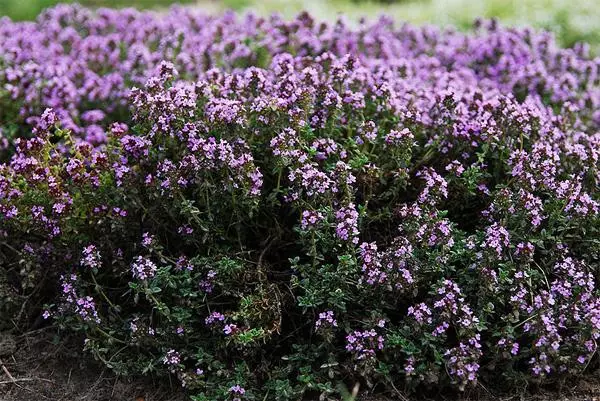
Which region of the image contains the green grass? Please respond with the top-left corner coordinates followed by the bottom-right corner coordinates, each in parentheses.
top-left (0, 0), bottom-right (195, 20)
top-left (1, 0), bottom-right (599, 53)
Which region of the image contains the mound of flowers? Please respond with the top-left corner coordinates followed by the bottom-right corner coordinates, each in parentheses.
top-left (1, 5), bottom-right (600, 400)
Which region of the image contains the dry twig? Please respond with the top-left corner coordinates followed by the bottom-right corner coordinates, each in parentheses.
top-left (0, 376), bottom-right (54, 385)
top-left (0, 357), bottom-right (16, 382)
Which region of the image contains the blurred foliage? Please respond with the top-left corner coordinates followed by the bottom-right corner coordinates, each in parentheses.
top-left (0, 0), bottom-right (195, 20)
top-left (238, 0), bottom-right (600, 53)
top-left (0, 0), bottom-right (599, 53)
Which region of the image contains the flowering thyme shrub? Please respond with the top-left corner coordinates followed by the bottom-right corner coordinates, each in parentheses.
top-left (1, 5), bottom-right (600, 400)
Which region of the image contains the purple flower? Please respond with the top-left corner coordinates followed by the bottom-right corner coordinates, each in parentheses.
top-left (301, 210), bottom-right (325, 230)
top-left (131, 256), bottom-right (158, 280)
top-left (205, 312), bottom-right (225, 326)
top-left (346, 328), bottom-right (385, 360)
top-left (315, 310), bottom-right (338, 330)
top-left (141, 232), bottom-right (155, 248)
top-left (335, 203), bottom-right (359, 244)
top-left (224, 324), bottom-right (238, 335)
top-left (163, 349), bottom-right (181, 366)
top-left (80, 244), bottom-right (101, 269)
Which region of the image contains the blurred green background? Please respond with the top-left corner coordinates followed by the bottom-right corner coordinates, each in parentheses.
top-left (0, 0), bottom-right (598, 53)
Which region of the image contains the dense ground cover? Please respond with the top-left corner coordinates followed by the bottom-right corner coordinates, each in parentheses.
top-left (1, 5), bottom-right (600, 400)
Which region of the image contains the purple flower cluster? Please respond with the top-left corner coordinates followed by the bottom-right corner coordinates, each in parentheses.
top-left (300, 210), bottom-right (325, 230)
top-left (335, 203), bottom-right (360, 244)
top-left (58, 274), bottom-right (100, 324)
top-left (80, 244), bottom-right (101, 269)
top-left (444, 335), bottom-right (482, 388)
top-left (163, 349), bottom-right (182, 370)
top-left (358, 238), bottom-right (415, 289)
top-left (205, 311), bottom-right (225, 326)
top-left (346, 328), bottom-right (385, 361)
top-left (315, 310), bottom-right (338, 330)
top-left (407, 280), bottom-right (482, 386)
top-left (198, 269), bottom-right (217, 293)
top-left (229, 385), bottom-right (246, 401)
top-left (131, 255), bottom-right (158, 280)
top-left (205, 312), bottom-right (239, 336)
top-left (1, 5), bottom-right (600, 397)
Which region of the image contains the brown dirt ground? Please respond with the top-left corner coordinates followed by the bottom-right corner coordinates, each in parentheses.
top-left (2, 329), bottom-right (600, 401)
top-left (0, 329), bottom-right (186, 401)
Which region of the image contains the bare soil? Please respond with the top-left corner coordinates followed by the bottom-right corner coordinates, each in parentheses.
top-left (2, 329), bottom-right (600, 401)
top-left (0, 329), bottom-right (186, 401)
